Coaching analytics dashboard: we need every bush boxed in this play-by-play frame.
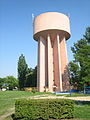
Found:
[15,99,74,120]
[31,88,37,93]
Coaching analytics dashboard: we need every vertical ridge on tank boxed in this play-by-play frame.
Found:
[33,12,71,92]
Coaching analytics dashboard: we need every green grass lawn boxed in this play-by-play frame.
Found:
[0,91,90,120]
[74,104,90,119]
[0,91,49,116]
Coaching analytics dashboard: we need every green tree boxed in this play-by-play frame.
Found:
[69,61,80,88]
[0,78,4,89]
[32,66,37,87]
[5,76,19,90]
[18,54,28,90]
[25,66,37,87]
[25,68,33,87]
[0,76,18,90]
[69,27,90,90]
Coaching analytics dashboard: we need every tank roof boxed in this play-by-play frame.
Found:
[33,12,71,41]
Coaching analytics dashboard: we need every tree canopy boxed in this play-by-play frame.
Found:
[25,66,37,87]
[69,27,90,90]
[0,76,18,90]
[5,76,19,90]
[17,54,37,90]
[18,54,28,90]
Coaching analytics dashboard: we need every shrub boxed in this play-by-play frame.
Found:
[31,88,37,93]
[15,99,74,120]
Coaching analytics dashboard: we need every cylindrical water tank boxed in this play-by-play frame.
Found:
[33,12,71,41]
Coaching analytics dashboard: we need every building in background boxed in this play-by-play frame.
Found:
[33,12,71,92]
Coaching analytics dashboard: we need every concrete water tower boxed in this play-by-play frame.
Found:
[33,12,71,92]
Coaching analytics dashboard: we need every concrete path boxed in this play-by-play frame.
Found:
[0,108,15,120]
[30,94,90,101]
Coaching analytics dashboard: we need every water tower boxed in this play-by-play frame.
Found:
[33,12,71,92]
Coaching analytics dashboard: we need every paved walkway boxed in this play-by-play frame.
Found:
[30,94,90,101]
[0,108,15,120]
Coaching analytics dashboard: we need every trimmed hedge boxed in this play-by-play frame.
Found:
[15,99,74,120]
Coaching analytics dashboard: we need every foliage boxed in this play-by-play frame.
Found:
[25,66,37,87]
[69,62,80,87]
[69,27,90,90]
[31,66,37,87]
[15,99,74,120]
[0,78,4,89]
[17,54,37,89]
[5,76,19,90]
[0,76,18,90]
[31,88,37,93]
[25,68,33,87]
[18,54,28,90]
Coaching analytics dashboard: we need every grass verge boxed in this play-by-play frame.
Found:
[0,91,52,116]
[0,91,90,120]
[74,104,90,119]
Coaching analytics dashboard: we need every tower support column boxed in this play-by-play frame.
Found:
[37,38,40,91]
[37,36,46,92]
[57,34,62,91]
[47,34,53,92]
[60,36,70,91]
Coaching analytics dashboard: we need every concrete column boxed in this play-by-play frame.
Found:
[57,34,62,91]
[47,34,53,92]
[38,36,46,92]
[60,37,68,74]
[60,36,69,91]
[37,38,40,91]
[53,37,60,91]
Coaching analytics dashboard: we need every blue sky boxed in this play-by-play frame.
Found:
[0,0,90,78]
